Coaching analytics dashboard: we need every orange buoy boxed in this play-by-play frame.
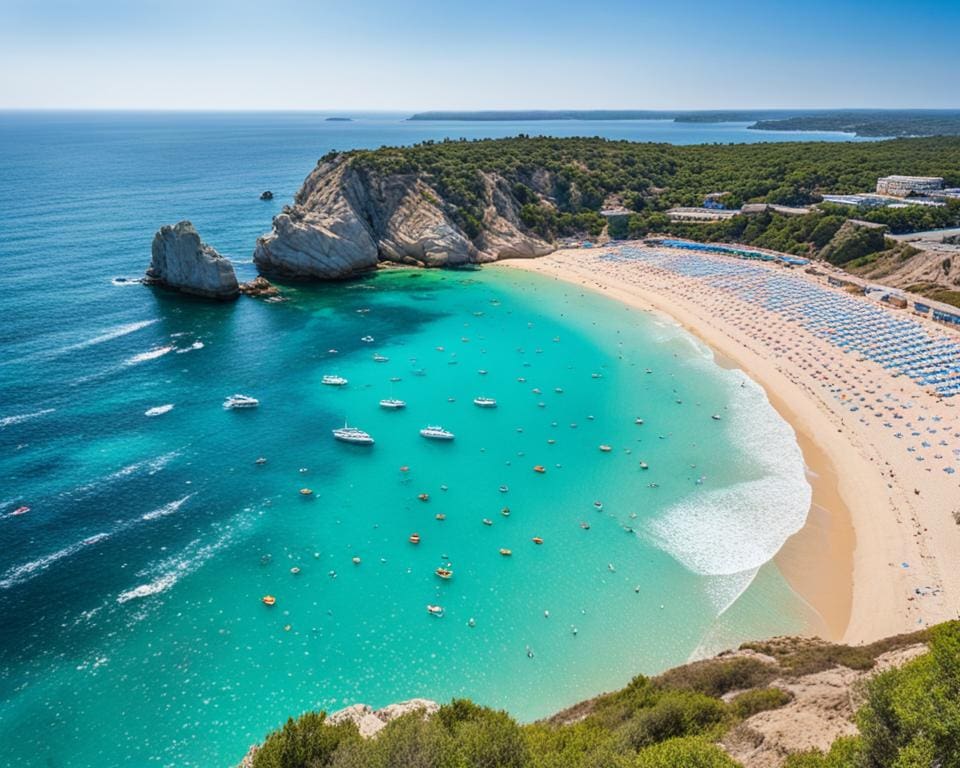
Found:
[409,533,421,544]
[532,537,543,545]
[261,595,276,606]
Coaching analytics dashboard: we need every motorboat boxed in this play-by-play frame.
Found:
[322,375,348,386]
[332,424,374,445]
[372,353,389,362]
[408,533,421,544]
[361,335,375,343]
[420,425,454,440]
[531,537,543,545]
[379,398,406,409]
[426,604,444,617]
[435,567,453,580]
[223,394,259,409]
[473,396,497,408]
[261,595,276,606]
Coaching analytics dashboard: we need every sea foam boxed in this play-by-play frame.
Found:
[0,408,55,428]
[124,345,174,365]
[0,533,110,590]
[645,351,810,613]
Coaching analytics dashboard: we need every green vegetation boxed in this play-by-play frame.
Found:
[751,110,960,138]
[346,135,960,250]
[248,624,960,768]
[783,621,960,768]
[248,622,960,768]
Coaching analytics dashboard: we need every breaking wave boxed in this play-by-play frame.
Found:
[645,361,811,614]
[0,494,193,591]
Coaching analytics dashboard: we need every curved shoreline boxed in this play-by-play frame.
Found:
[500,246,960,645]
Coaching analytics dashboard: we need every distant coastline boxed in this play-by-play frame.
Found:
[407,109,960,137]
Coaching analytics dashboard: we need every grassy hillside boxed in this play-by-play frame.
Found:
[245,623,960,768]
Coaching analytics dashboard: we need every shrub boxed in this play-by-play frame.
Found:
[782,736,863,767]
[729,687,793,719]
[633,737,741,768]
[253,711,361,768]
[621,692,728,750]
[655,657,776,697]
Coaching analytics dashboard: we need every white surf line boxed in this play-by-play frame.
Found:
[0,494,194,591]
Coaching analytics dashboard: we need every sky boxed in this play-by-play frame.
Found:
[0,0,958,110]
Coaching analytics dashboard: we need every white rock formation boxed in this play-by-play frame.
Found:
[146,221,239,300]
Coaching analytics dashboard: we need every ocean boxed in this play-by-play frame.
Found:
[0,112,834,767]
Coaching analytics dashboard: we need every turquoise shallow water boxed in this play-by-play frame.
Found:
[0,113,820,767]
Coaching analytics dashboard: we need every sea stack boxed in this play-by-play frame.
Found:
[145,221,240,300]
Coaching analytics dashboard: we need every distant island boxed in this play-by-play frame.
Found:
[407,109,960,137]
[325,117,354,122]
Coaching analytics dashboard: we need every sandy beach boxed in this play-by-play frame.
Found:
[503,244,960,645]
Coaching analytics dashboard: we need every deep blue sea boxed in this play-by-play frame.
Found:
[0,112,847,767]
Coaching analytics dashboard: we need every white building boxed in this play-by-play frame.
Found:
[876,175,944,197]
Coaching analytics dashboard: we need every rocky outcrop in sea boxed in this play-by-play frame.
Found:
[145,221,240,300]
[253,155,553,280]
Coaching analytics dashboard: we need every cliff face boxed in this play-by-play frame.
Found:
[253,156,554,280]
[146,221,239,300]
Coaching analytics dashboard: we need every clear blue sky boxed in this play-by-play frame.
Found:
[1,0,957,110]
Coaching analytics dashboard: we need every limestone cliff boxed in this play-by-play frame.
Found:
[146,221,239,300]
[253,155,554,280]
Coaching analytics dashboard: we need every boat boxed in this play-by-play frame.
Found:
[426,604,444,617]
[435,567,453,580]
[531,537,543,545]
[499,548,512,556]
[435,513,446,521]
[254,457,267,465]
[501,507,510,517]
[473,396,497,408]
[498,485,509,493]
[322,375,348,386]
[635,417,644,425]
[408,533,421,544]
[554,387,563,393]
[418,493,429,502]
[639,461,649,470]
[352,556,361,565]
[591,373,603,379]
[593,501,603,509]
[11,505,29,516]
[580,521,590,530]
[420,426,455,440]
[478,369,488,375]
[361,335,374,343]
[290,567,301,575]
[332,424,374,445]
[261,595,276,606]
[373,353,389,362]
[532,387,542,394]
[482,518,493,526]
[379,398,406,409]
[223,394,259,409]
[712,414,722,421]
[300,488,313,496]
[533,465,546,473]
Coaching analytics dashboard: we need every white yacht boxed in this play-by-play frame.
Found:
[223,394,259,409]
[420,425,455,441]
[322,375,348,386]
[379,398,406,409]
[332,424,374,445]
[473,396,497,408]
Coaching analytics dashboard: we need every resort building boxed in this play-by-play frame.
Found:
[666,207,739,222]
[876,175,944,197]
